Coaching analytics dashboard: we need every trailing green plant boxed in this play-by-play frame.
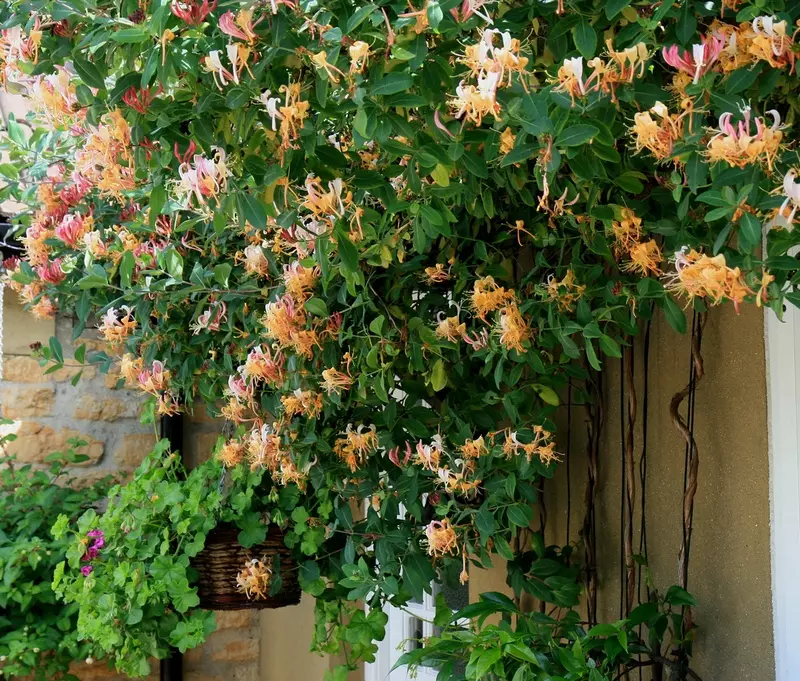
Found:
[52,438,267,677]
[0,421,112,680]
[400,583,700,681]
[0,0,794,677]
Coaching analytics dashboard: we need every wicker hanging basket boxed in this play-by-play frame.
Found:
[192,523,301,611]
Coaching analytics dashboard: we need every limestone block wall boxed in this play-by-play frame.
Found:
[1,296,156,479]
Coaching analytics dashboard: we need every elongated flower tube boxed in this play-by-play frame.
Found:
[662,34,725,83]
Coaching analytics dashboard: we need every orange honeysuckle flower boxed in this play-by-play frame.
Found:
[622,239,664,277]
[460,436,489,459]
[499,127,516,154]
[750,15,797,71]
[665,248,755,312]
[756,270,775,308]
[281,389,324,418]
[320,366,353,395]
[310,50,346,83]
[424,518,459,558]
[610,207,643,258]
[219,9,261,44]
[216,439,246,467]
[348,41,370,73]
[236,557,273,600]
[470,276,515,319]
[435,312,466,342]
[247,423,283,471]
[334,424,378,472]
[98,305,137,344]
[630,101,686,162]
[495,302,530,353]
[449,72,501,126]
[241,344,285,385]
[706,107,785,171]
[177,147,230,207]
[546,269,585,311]
[282,261,319,301]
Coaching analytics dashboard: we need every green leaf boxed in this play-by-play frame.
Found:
[149,184,166,227]
[305,297,329,316]
[119,251,135,288]
[533,384,559,406]
[605,0,632,18]
[111,27,151,43]
[476,505,495,538]
[662,296,687,334]
[500,144,538,167]
[725,64,763,94]
[238,192,267,229]
[49,336,64,364]
[345,4,377,33]
[73,56,106,90]
[598,335,622,358]
[507,504,533,528]
[665,585,698,606]
[557,124,599,147]
[369,73,414,96]
[738,212,762,251]
[426,0,444,29]
[573,20,597,59]
[337,234,359,273]
[430,359,447,392]
[686,153,707,193]
[213,263,232,288]
[676,2,697,45]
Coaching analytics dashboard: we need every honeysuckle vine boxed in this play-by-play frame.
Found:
[1,0,799,678]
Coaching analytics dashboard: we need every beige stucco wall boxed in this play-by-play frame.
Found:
[541,303,773,681]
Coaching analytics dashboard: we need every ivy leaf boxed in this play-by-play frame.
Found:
[237,512,267,548]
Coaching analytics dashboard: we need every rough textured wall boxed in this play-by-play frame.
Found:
[1,296,157,481]
[540,304,774,681]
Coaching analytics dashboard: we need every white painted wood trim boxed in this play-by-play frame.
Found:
[766,302,800,681]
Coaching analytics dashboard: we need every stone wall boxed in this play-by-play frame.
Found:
[1,296,156,481]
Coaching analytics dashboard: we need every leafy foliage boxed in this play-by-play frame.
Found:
[0,0,795,677]
[0,421,112,679]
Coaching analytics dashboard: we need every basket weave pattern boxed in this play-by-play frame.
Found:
[193,523,301,610]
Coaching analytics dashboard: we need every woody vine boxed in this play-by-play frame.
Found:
[0,0,797,679]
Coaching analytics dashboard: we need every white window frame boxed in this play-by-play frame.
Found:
[766,301,800,681]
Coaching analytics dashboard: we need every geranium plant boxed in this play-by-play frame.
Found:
[1,0,798,678]
[0,422,112,680]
